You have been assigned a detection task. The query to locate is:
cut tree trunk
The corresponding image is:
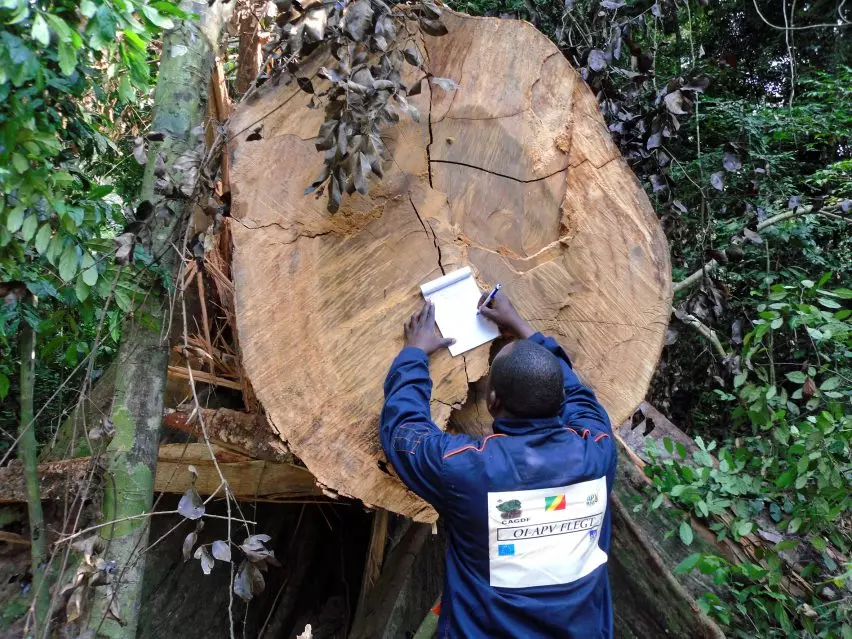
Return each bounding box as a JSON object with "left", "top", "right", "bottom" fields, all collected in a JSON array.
[
  {"left": 227, "top": 11, "right": 671, "bottom": 521},
  {"left": 85, "top": 3, "right": 232, "bottom": 637}
]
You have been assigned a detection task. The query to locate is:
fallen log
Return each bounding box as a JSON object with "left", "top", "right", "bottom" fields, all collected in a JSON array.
[
  {"left": 0, "top": 444, "right": 322, "bottom": 505},
  {"left": 227, "top": 10, "right": 672, "bottom": 521}
]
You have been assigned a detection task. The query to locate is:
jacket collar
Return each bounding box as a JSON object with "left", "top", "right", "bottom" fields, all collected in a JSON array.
[{"left": 492, "top": 415, "right": 562, "bottom": 437}]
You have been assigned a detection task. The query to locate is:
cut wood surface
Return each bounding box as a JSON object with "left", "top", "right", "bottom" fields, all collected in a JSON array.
[
  {"left": 0, "top": 444, "right": 322, "bottom": 504},
  {"left": 228, "top": 11, "right": 671, "bottom": 520}
]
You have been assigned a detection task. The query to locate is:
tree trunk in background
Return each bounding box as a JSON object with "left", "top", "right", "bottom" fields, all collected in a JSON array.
[
  {"left": 85, "top": 2, "right": 232, "bottom": 637},
  {"left": 18, "top": 294, "right": 48, "bottom": 631},
  {"left": 234, "top": 0, "right": 266, "bottom": 95}
]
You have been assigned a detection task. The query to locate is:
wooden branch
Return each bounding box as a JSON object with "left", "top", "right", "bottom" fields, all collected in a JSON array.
[
  {"left": 355, "top": 509, "right": 390, "bottom": 623},
  {"left": 167, "top": 365, "right": 242, "bottom": 390},
  {"left": 0, "top": 444, "right": 322, "bottom": 505},
  {"left": 672, "top": 206, "right": 816, "bottom": 295},
  {"left": 672, "top": 309, "right": 729, "bottom": 358},
  {"left": 162, "top": 407, "right": 292, "bottom": 463}
]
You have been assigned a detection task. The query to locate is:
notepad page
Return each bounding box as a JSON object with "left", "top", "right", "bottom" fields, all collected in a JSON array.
[{"left": 420, "top": 267, "right": 500, "bottom": 356}]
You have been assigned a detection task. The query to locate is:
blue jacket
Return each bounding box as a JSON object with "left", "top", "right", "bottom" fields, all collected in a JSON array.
[{"left": 380, "top": 333, "right": 617, "bottom": 638}]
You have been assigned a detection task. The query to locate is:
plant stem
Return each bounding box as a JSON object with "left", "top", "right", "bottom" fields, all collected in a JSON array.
[{"left": 18, "top": 294, "right": 49, "bottom": 630}]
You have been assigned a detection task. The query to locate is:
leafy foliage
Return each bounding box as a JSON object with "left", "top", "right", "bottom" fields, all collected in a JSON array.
[
  {"left": 261, "top": 0, "right": 450, "bottom": 211},
  {"left": 0, "top": 0, "right": 181, "bottom": 441}
]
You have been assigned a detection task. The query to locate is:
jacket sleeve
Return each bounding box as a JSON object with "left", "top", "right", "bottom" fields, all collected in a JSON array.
[
  {"left": 528, "top": 332, "right": 615, "bottom": 443},
  {"left": 380, "top": 347, "right": 455, "bottom": 508}
]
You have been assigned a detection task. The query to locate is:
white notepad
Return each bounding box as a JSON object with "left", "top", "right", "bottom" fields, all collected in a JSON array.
[{"left": 420, "top": 267, "right": 500, "bottom": 356}]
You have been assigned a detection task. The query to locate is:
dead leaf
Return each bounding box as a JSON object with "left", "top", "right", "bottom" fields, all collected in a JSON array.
[
  {"left": 66, "top": 586, "right": 85, "bottom": 622},
  {"left": 588, "top": 49, "right": 607, "bottom": 72},
  {"left": 646, "top": 132, "right": 662, "bottom": 150},
  {"left": 664, "top": 90, "right": 689, "bottom": 115},
  {"left": 403, "top": 46, "right": 423, "bottom": 68},
  {"left": 132, "top": 137, "right": 147, "bottom": 165},
  {"left": 723, "top": 151, "right": 742, "bottom": 172},
  {"left": 182, "top": 531, "right": 198, "bottom": 561},
  {"left": 212, "top": 540, "right": 232, "bottom": 562},
  {"left": 430, "top": 76, "right": 459, "bottom": 92},
  {"left": 742, "top": 227, "right": 762, "bottom": 245},
  {"left": 187, "top": 464, "right": 198, "bottom": 479},
  {"left": 113, "top": 232, "right": 136, "bottom": 266},
  {"left": 803, "top": 376, "right": 816, "bottom": 399},
  {"left": 344, "top": 0, "right": 373, "bottom": 41},
  {"left": 297, "top": 625, "right": 313, "bottom": 639},
  {"left": 177, "top": 486, "right": 205, "bottom": 520},
  {"left": 419, "top": 17, "right": 447, "bottom": 36},
  {"left": 303, "top": 6, "right": 327, "bottom": 41},
  {"left": 297, "top": 77, "right": 314, "bottom": 94},
  {"left": 710, "top": 171, "right": 724, "bottom": 191},
  {"left": 234, "top": 560, "right": 266, "bottom": 601},
  {"left": 194, "top": 545, "right": 215, "bottom": 575}
]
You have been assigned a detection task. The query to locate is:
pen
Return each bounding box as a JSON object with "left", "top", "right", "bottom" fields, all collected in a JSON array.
[{"left": 478, "top": 283, "right": 502, "bottom": 314}]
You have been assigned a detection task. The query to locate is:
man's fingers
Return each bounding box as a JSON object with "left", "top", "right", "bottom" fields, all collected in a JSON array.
[
  {"left": 478, "top": 304, "right": 498, "bottom": 322},
  {"left": 416, "top": 300, "right": 429, "bottom": 324},
  {"left": 426, "top": 300, "right": 436, "bottom": 325},
  {"left": 440, "top": 337, "right": 456, "bottom": 349},
  {"left": 477, "top": 292, "right": 488, "bottom": 307}
]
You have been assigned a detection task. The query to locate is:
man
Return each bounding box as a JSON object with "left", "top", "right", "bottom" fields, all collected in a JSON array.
[{"left": 380, "top": 293, "right": 617, "bottom": 638}]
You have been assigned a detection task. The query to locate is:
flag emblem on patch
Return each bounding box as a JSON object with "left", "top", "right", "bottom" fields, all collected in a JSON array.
[
  {"left": 586, "top": 493, "right": 599, "bottom": 506},
  {"left": 544, "top": 495, "right": 566, "bottom": 511},
  {"left": 589, "top": 529, "right": 598, "bottom": 541}
]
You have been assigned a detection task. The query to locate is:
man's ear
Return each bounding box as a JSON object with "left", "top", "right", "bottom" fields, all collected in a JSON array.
[{"left": 487, "top": 389, "right": 500, "bottom": 414}]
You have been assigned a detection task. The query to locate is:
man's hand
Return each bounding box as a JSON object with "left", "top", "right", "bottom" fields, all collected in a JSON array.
[
  {"left": 478, "top": 290, "right": 535, "bottom": 339},
  {"left": 405, "top": 301, "right": 455, "bottom": 355}
]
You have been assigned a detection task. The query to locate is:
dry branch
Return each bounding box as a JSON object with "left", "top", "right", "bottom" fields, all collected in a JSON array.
[{"left": 0, "top": 444, "right": 321, "bottom": 505}]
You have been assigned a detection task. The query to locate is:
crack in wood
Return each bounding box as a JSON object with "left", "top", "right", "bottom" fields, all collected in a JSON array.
[{"left": 430, "top": 159, "right": 568, "bottom": 184}]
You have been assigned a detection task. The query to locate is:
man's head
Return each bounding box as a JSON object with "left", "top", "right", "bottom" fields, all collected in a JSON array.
[{"left": 486, "top": 339, "right": 564, "bottom": 419}]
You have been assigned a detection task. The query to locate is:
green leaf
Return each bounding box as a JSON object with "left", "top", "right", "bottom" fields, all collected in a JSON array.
[
  {"left": 785, "top": 371, "right": 807, "bottom": 384},
  {"left": 817, "top": 297, "right": 841, "bottom": 309},
  {"left": 121, "top": 29, "right": 147, "bottom": 52},
  {"left": 770, "top": 317, "right": 783, "bottom": 329},
  {"left": 775, "top": 538, "right": 799, "bottom": 551},
  {"left": 775, "top": 469, "right": 795, "bottom": 489},
  {"left": 831, "top": 287, "right": 852, "bottom": 299},
  {"left": 6, "top": 208, "right": 24, "bottom": 233},
  {"left": 58, "top": 243, "right": 78, "bottom": 282},
  {"left": 12, "top": 153, "right": 28, "bottom": 173},
  {"left": 737, "top": 521, "right": 753, "bottom": 537},
  {"left": 34, "top": 223, "right": 51, "bottom": 254},
  {"left": 58, "top": 40, "right": 77, "bottom": 76},
  {"left": 141, "top": 5, "right": 175, "bottom": 29},
  {"left": 810, "top": 536, "right": 826, "bottom": 552},
  {"left": 0, "top": 373, "right": 9, "bottom": 399},
  {"left": 670, "top": 485, "right": 687, "bottom": 497},
  {"left": 118, "top": 74, "right": 134, "bottom": 103},
  {"left": 819, "top": 377, "right": 840, "bottom": 391},
  {"left": 674, "top": 552, "right": 701, "bottom": 574},
  {"left": 806, "top": 327, "right": 823, "bottom": 341},
  {"left": 31, "top": 13, "right": 49, "bottom": 47},
  {"left": 788, "top": 517, "right": 802, "bottom": 534},
  {"left": 45, "top": 13, "right": 72, "bottom": 40},
  {"left": 81, "top": 252, "right": 98, "bottom": 286},
  {"left": 696, "top": 500, "right": 709, "bottom": 517},
  {"left": 80, "top": 0, "right": 96, "bottom": 18},
  {"left": 733, "top": 372, "right": 747, "bottom": 388},
  {"left": 114, "top": 288, "right": 132, "bottom": 312},
  {"left": 75, "top": 277, "right": 90, "bottom": 302},
  {"left": 679, "top": 521, "right": 694, "bottom": 546},
  {"left": 675, "top": 442, "right": 687, "bottom": 460},
  {"left": 795, "top": 474, "right": 807, "bottom": 489},
  {"left": 21, "top": 213, "right": 38, "bottom": 241},
  {"left": 663, "top": 436, "right": 673, "bottom": 454}
]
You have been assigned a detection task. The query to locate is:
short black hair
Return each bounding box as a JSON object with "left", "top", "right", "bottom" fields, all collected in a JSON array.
[{"left": 489, "top": 339, "right": 564, "bottom": 418}]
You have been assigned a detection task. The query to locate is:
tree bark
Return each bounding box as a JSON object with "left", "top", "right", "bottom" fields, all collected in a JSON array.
[
  {"left": 18, "top": 294, "right": 49, "bottom": 631},
  {"left": 85, "top": 3, "right": 232, "bottom": 636}
]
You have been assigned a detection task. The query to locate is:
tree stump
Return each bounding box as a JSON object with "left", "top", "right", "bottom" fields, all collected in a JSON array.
[{"left": 227, "top": 12, "right": 671, "bottom": 521}]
